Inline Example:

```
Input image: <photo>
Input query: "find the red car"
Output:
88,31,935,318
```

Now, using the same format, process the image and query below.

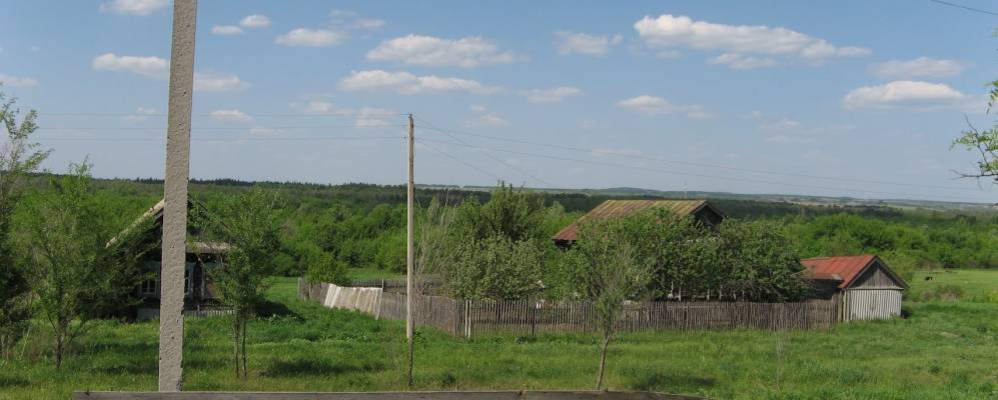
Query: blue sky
1,0,997,203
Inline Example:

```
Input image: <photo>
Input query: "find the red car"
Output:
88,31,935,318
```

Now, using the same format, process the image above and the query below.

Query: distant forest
28,174,998,280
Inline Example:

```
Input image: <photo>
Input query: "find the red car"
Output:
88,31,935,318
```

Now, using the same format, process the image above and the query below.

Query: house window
184,263,195,297
140,278,157,295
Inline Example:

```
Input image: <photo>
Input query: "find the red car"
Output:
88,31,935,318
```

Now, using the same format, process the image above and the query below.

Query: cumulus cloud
339,70,500,95
275,28,344,47
843,80,966,110
633,14,869,68
522,87,582,103
99,0,168,16
868,57,966,79
123,107,157,121
293,100,351,115
616,95,712,119
211,25,243,35
0,73,38,87
194,73,249,92
240,15,271,28
210,109,254,123
92,53,168,78
465,105,507,127
709,53,777,69
367,35,519,68
355,107,397,127
554,31,622,57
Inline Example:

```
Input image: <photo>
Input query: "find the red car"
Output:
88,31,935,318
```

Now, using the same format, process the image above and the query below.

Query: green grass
347,268,405,281
2,275,998,400
910,269,998,303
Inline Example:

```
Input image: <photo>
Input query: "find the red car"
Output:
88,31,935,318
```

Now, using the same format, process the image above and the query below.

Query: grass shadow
0,376,31,388
261,358,385,378
256,299,299,319
630,371,717,392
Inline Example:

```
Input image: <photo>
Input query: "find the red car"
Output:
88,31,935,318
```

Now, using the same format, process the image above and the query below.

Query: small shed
802,255,907,321
552,199,724,248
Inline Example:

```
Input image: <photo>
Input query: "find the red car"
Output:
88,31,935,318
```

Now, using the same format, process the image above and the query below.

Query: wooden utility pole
406,114,415,387
160,0,197,392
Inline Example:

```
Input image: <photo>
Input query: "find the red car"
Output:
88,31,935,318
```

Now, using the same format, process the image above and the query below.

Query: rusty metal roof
801,255,878,289
552,199,713,242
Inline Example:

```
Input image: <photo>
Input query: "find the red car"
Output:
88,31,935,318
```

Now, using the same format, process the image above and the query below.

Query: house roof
107,198,230,254
801,255,906,289
552,199,719,242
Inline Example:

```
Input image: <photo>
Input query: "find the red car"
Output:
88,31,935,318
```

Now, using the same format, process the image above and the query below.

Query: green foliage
0,90,50,358
444,236,546,300
193,188,285,378
712,219,811,302
13,162,148,368
453,184,548,242
560,216,654,388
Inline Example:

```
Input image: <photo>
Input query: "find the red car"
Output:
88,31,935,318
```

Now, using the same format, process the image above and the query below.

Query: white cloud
212,25,243,36
240,15,271,28
616,95,712,119
522,87,582,103
592,147,643,157
0,73,38,87
868,57,966,79
99,0,168,16
210,109,254,123
249,127,283,136
339,70,499,95
554,31,622,57
194,73,249,92
275,28,344,47
367,35,519,68
709,53,777,69
92,53,168,78
355,107,396,127
353,18,386,30
633,14,869,68
295,100,351,115
843,80,966,110
123,107,157,121
465,105,507,127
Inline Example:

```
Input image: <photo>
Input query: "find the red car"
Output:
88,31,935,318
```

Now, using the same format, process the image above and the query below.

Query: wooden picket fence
301,279,837,337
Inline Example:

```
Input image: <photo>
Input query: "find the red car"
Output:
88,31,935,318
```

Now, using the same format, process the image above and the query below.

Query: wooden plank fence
300,278,837,337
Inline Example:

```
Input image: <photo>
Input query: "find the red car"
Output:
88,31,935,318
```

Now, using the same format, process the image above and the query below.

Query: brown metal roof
552,199,713,242
801,255,884,289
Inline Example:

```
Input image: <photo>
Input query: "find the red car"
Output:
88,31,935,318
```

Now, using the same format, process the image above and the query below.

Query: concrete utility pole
406,114,415,339
159,0,197,392
406,114,415,387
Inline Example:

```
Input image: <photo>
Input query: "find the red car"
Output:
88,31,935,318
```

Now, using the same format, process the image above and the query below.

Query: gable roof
552,199,722,242
107,198,228,254
801,255,907,289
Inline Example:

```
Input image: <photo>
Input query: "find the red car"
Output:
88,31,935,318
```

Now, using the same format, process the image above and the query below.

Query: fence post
464,299,471,339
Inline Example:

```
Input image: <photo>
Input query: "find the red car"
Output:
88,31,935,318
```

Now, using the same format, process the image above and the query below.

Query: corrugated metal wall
844,289,902,321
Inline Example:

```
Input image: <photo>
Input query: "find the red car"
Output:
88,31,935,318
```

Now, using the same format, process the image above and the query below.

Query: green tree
952,80,998,180
713,219,810,302
560,216,653,390
445,236,546,300
15,162,147,368
0,90,49,358
194,188,283,378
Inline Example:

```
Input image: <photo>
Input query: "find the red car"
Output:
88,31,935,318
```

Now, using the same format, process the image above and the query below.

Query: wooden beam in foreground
72,391,705,400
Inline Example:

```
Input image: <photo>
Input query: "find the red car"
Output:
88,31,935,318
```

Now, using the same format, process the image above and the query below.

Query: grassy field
911,269,998,303
2,275,998,400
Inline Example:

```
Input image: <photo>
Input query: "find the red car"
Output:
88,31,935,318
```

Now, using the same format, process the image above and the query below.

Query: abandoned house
111,198,230,320
802,255,908,321
551,199,725,248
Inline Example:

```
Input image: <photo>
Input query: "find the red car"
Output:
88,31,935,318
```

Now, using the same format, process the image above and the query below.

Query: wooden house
552,199,725,248
802,255,907,321
112,199,230,320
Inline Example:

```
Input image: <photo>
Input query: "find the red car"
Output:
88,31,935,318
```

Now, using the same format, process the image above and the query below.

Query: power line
416,137,979,203
413,121,985,193
35,136,404,142
37,125,406,131
39,112,410,118
929,0,998,16
413,115,556,188
417,139,504,182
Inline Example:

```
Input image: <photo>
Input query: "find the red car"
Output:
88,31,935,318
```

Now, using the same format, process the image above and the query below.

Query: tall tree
194,188,283,379
561,216,653,390
16,162,147,368
0,90,48,358
952,81,998,181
